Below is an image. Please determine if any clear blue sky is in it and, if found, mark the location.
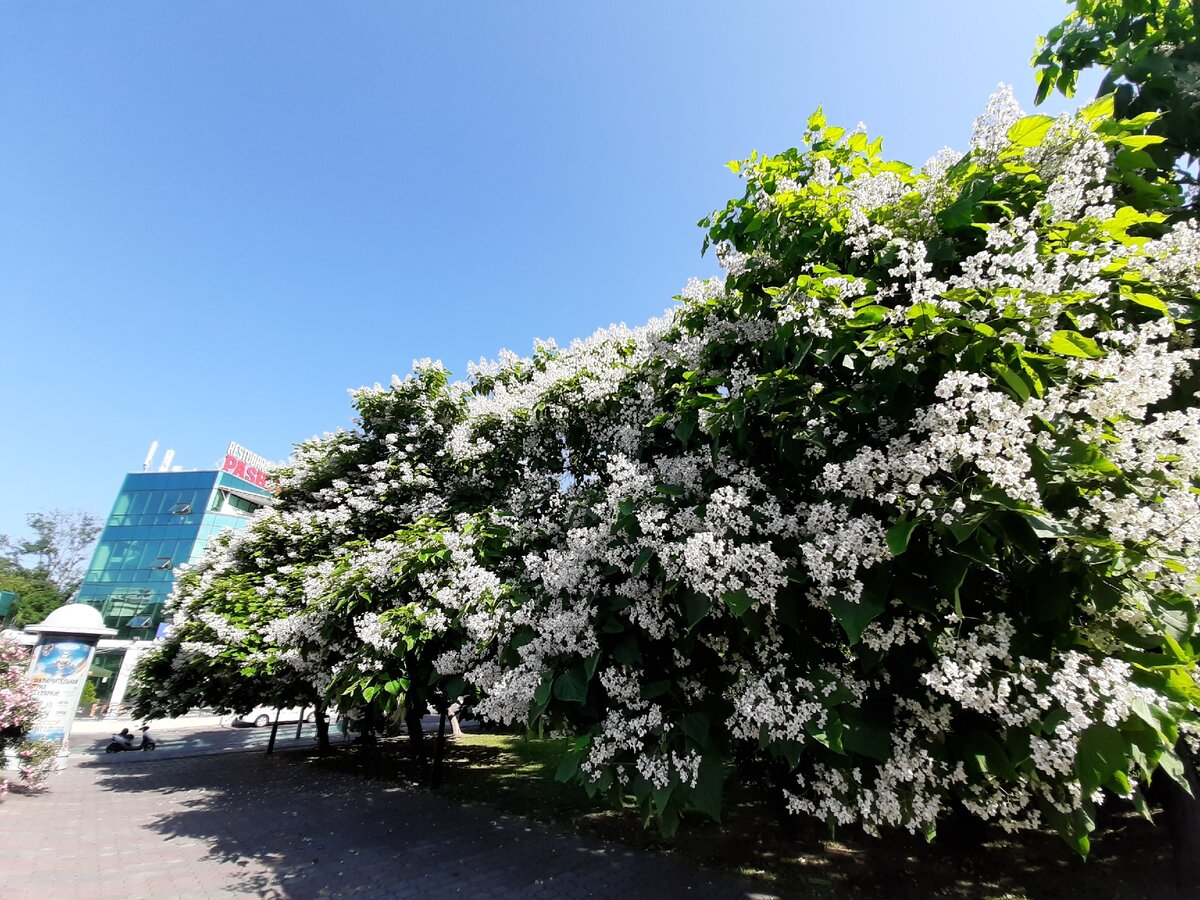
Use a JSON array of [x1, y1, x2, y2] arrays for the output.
[[0, 1, 1097, 542]]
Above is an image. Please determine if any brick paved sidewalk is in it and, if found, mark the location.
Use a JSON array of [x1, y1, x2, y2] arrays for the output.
[[2, 746, 781, 899]]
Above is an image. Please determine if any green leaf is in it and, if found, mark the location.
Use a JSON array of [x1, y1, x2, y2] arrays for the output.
[[1074, 725, 1129, 797], [1115, 134, 1166, 150], [1007, 114, 1055, 147], [962, 730, 1019, 781], [992, 364, 1031, 401], [808, 713, 844, 754], [631, 547, 654, 576], [533, 673, 553, 709], [584, 650, 602, 680], [439, 675, 466, 699], [674, 416, 695, 445], [938, 176, 993, 230], [1079, 94, 1114, 123], [848, 305, 888, 327], [1023, 514, 1073, 539], [1045, 330, 1103, 358], [1130, 789, 1153, 821], [651, 781, 674, 815], [555, 748, 583, 783], [552, 667, 589, 703], [688, 755, 726, 823], [886, 518, 919, 556], [656, 799, 681, 837], [640, 679, 672, 700], [1127, 697, 1171, 741], [682, 590, 713, 628], [611, 634, 641, 665], [680, 711, 711, 746], [1164, 668, 1200, 705], [721, 587, 755, 617], [933, 553, 969, 616], [1158, 750, 1193, 795], [828, 589, 885, 645], [1126, 291, 1169, 314], [946, 516, 983, 543], [840, 708, 890, 761], [1163, 633, 1193, 663], [1068, 831, 1091, 858]]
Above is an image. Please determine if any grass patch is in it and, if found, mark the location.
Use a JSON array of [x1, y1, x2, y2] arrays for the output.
[[310, 731, 1175, 899]]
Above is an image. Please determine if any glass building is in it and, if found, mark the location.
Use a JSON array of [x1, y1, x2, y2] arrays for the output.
[[76, 468, 273, 640]]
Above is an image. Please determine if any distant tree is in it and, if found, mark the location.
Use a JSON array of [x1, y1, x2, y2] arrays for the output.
[[0, 509, 102, 598], [79, 679, 98, 709], [0, 561, 67, 628], [1033, 0, 1200, 208]]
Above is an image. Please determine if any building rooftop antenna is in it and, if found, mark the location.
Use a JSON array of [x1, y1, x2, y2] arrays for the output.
[[143, 440, 159, 472], [158, 448, 175, 472]]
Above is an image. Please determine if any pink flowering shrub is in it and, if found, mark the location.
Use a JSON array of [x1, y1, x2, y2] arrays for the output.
[[1, 637, 61, 792], [136, 90, 1199, 853], [0, 637, 38, 749], [16, 739, 59, 791]]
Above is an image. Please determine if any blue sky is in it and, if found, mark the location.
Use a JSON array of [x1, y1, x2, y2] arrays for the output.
[[0, 1, 1098, 543]]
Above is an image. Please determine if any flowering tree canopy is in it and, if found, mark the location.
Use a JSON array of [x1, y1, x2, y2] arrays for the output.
[[134, 88, 1199, 853]]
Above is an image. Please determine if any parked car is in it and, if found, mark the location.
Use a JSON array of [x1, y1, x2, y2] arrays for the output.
[[230, 705, 317, 727]]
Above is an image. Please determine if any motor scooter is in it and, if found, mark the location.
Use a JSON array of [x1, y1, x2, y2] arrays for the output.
[[106, 733, 156, 753]]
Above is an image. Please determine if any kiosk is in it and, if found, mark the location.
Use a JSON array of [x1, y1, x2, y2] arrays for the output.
[[25, 604, 117, 760]]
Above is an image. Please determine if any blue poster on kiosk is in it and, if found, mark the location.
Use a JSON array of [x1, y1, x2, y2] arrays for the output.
[[27, 638, 96, 744]]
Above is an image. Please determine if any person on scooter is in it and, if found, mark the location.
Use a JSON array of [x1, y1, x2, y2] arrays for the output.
[[114, 727, 136, 749]]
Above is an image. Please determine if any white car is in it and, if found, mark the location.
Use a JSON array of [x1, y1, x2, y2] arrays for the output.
[[230, 705, 317, 727]]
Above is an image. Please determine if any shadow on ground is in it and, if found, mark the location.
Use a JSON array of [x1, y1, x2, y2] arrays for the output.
[[79, 747, 767, 899], [65, 728, 1181, 900], [334, 738, 1180, 900]]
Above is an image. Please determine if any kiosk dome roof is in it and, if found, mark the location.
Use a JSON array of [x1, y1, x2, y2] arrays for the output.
[[25, 603, 117, 637]]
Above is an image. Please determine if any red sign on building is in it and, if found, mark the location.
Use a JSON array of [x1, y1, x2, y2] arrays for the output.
[[223, 441, 276, 491], [222, 454, 271, 489]]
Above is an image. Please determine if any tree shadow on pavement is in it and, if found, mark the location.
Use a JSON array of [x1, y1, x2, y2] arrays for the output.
[[80, 749, 769, 899]]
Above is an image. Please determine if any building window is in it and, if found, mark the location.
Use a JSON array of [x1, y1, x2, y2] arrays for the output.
[[171, 502, 192, 515], [227, 494, 258, 513], [154, 557, 173, 570]]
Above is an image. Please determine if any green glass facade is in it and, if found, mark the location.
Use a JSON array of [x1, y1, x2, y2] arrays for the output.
[[77, 469, 272, 639]]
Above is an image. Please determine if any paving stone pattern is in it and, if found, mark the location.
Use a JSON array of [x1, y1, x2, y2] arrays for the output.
[[3, 746, 779, 899]]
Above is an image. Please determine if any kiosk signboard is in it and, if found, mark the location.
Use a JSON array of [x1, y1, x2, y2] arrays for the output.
[[26, 637, 97, 745]]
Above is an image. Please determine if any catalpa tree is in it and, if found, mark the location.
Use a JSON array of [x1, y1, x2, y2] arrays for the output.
[[135, 88, 1199, 855], [132, 366, 486, 758], [433, 91, 1200, 851]]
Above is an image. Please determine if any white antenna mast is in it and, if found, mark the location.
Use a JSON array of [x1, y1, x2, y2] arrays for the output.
[[158, 448, 175, 472], [143, 440, 159, 472]]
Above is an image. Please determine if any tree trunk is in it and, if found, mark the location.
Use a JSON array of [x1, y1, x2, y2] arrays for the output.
[[314, 701, 330, 753], [405, 704, 427, 771], [1156, 751, 1200, 886], [431, 710, 448, 788], [762, 757, 804, 837]]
